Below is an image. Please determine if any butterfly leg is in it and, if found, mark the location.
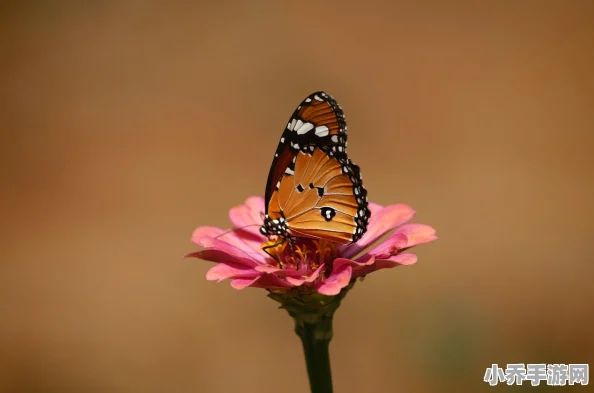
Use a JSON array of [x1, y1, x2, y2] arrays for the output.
[[262, 237, 286, 267], [288, 236, 299, 270]]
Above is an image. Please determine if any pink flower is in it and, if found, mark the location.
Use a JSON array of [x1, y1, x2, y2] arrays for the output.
[[186, 196, 437, 296]]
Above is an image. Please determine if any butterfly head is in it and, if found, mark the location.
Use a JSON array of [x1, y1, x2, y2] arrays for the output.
[[259, 214, 289, 238]]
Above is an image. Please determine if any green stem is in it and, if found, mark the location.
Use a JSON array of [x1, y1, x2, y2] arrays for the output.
[[295, 319, 334, 393], [267, 282, 355, 393]]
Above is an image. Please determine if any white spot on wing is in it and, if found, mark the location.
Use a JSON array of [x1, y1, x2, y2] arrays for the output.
[[296, 122, 314, 135], [294, 119, 303, 132], [285, 167, 294, 175], [331, 135, 338, 143], [315, 125, 329, 137], [280, 137, 285, 143], [305, 97, 312, 103], [289, 118, 297, 131], [314, 95, 323, 101]]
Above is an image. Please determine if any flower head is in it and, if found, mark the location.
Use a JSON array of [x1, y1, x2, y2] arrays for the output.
[[186, 196, 437, 296]]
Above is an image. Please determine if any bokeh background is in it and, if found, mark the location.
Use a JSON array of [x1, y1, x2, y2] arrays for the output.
[[1, 1, 593, 392]]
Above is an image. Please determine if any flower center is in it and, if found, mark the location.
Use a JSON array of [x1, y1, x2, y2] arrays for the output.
[[262, 238, 339, 276]]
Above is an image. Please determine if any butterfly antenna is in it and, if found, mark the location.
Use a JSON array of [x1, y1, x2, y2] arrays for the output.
[[214, 224, 261, 239]]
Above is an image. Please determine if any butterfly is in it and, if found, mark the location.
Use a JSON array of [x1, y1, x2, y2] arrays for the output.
[[259, 91, 371, 250]]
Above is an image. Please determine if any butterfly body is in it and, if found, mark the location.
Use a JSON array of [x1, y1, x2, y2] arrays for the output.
[[260, 92, 370, 247]]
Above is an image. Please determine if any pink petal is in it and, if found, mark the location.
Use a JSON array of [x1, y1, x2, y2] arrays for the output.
[[352, 253, 418, 278], [185, 249, 255, 267], [341, 204, 416, 259], [244, 196, 266, 213], [316, 260, 353, 296], [356, 223, 437, 260], [200, 237, 264, 266], [394, 224, 438, 248], [368, 202, 385, 215], [206, 262, 260, 282], [254, 265, 303, 277], [334, 255, 376, 267], [192, 226, 266, 263], [255, 265, 283, 274], [362, 233, 408, 259], [285, 276, 306, 286], [229, 196, 267, 238], [191, 226, 226, 247], [305, 264, 325, 283], [248, 274, 296, 290], [285, 264, 326, 286], [376, 253, 418, 267], [231, 276, 261, 290]]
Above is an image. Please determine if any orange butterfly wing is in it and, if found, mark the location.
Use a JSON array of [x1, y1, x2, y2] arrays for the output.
[[261, 92, 370, 244], [264, 92, 347, 209], [267, 149, 363, 244]]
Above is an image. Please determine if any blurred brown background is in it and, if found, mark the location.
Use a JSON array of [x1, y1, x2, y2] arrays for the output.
[[1, 1, 593, 392]]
